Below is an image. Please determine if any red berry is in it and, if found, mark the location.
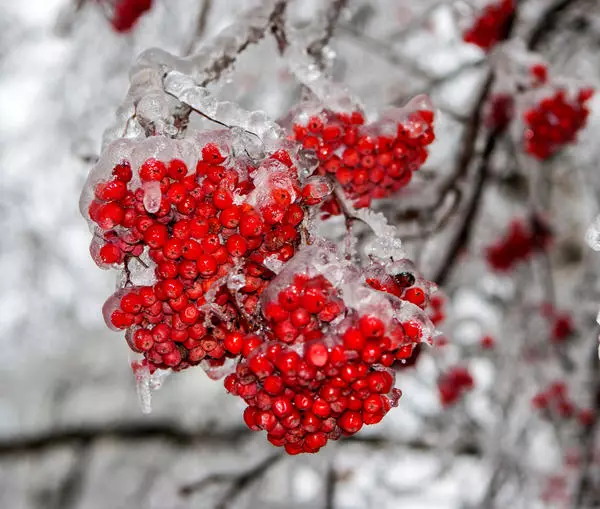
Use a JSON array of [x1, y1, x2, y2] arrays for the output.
[[139, 159, 166, 181], [338, 411, 363, 434]]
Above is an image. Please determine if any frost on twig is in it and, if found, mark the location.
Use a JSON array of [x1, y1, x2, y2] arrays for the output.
[[333, 185, 407, 261], [283, 0, 359, 112], [102, 0, 288, 148]]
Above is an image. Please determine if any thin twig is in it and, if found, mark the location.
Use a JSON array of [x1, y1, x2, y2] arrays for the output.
[[183, 0, 213, 56], [179, 453, 283, 505], [307, 0, 349, 68], [51, 443, 92, 509], [199, 0, 289, 87], [339, 24, 433, 81], [323, 461, 336, 509], [572, 334, 600, 508], [0, 424, 251, 455]]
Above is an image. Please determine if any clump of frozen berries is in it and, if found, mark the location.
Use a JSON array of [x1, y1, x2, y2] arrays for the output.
[[463, 0, 514, 51], [85, 138, 317, 372], [83, 100, 439, 454], [540, 305, 576, 344], [523, 87, 594, 160], [363, 260, 436, 369], [292, 101, 435, 212], [225, 267, 429, 454]]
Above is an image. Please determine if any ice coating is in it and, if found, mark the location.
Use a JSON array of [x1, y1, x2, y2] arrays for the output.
[[283, 16, 360, 114], [131, 357, 171, 414], [259, 241, 350, 305], [336, 189, 405, 250], [142, 181, 161, 214], [79, 135, 197, 224], [364, 236, 407, 262], [246, 158, 298, 211], [129, 136, 197, 187], [379, 94, 436, 139], [260, 241, 434, 347], [79, 138, 136, 220], [102, 0, 283, 147], [163, 71, 284, 149]]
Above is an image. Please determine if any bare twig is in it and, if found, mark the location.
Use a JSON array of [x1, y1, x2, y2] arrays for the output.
[[527, 0, 583, 50], [50, 443, 92, 509], [339, 24, 433, 81], [323, 461, 337, 509], [572, 335, 600, 508], [183, 0, 213, 56], [179, 453, 283, 507], [307, 0, 348, 68], [433, 125, 498, 285], [270, 1, 289, 54], [199, 0, 289, 87], [0, 424, 251, 455]]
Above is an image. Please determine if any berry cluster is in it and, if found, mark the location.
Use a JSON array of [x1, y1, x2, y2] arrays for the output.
[[83, 91, 440, 453], [438, 366, 474, 407], [103, 0, 153, 32], [485, 217, 552, 272], [292, 106, 435, 212], [523, 87, 594, 159], [364, 262, 429, 306], [364, 262, 436, 369], [224, 270, 425, 454], [485, 64, 550, 132], [87, 141, 318, 371], [463, 0, 514, 51], [532, 382, 595, 426]]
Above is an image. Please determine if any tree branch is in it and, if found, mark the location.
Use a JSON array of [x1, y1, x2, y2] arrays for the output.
[[199, 0, 288, 87], [179, 453, 283, 507], [307, 0, 348, 68]]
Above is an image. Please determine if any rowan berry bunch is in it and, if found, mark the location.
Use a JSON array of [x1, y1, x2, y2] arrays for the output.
[[82, 113, 439, 453], [523, 87, 594, 160], [438, 366, 475, 407], [485, 216, 552, 272], [292, 100, 435, 213], [463, 0, 514, 51], [101, 0, 153, 32], [485, 64, 549, 132], [223, 252, 433, 454], [85, 134, 321, 372], [363, 260, 437, 369]]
